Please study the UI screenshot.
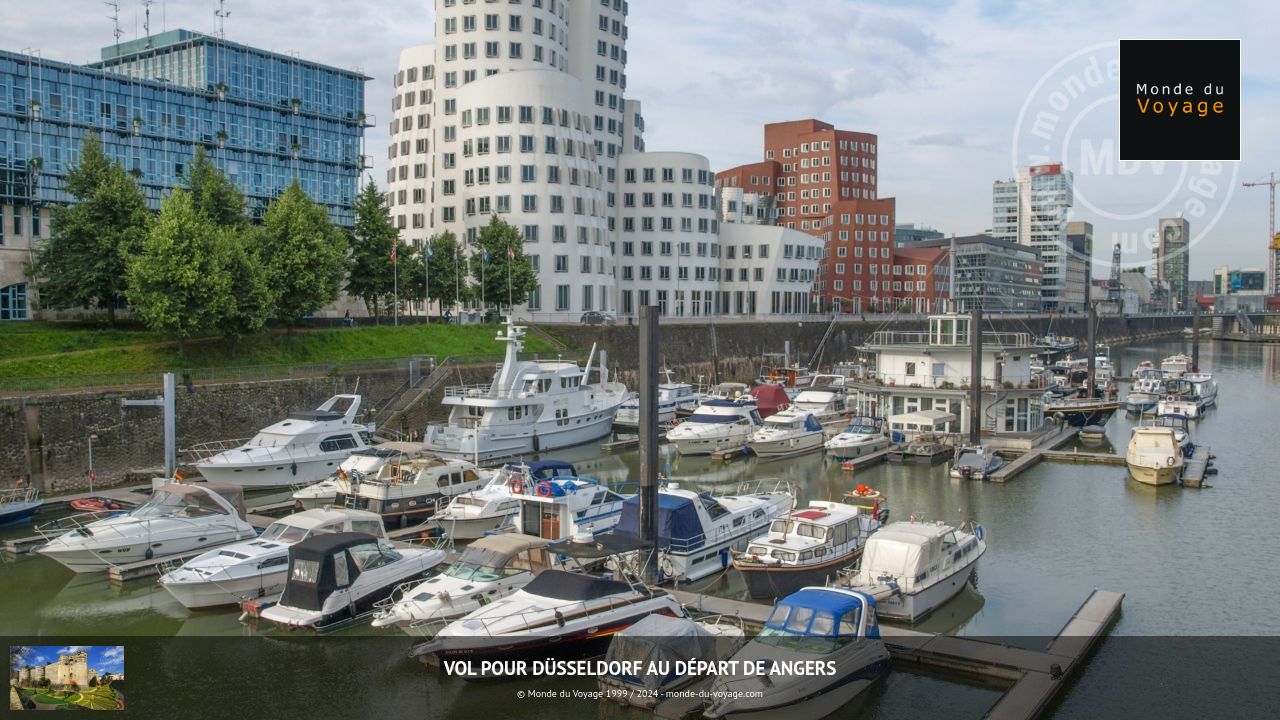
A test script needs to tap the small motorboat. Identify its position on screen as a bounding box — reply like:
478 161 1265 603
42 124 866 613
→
257 531 447 631
68 497 123 514
599 613 746 710
1126 427 1184 486
842 485 891 523
748 410 825 459
703 587 890 719
668 399 764 456
1079 425 1107 443
887 433 955 464
949 445 1004 480
0 487 43 527
825 416 890 459
428 461 571 539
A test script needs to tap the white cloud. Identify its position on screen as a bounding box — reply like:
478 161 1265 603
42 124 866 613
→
55 646 87 656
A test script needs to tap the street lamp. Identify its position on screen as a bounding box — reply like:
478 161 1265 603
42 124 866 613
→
87 434 99 493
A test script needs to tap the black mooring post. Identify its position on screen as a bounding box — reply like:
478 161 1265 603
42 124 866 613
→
1087 303 1097 398
969 308 982 446
638 306 660 584
1191 304 1201 372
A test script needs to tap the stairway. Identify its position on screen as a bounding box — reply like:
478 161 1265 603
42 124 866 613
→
807 314 840 369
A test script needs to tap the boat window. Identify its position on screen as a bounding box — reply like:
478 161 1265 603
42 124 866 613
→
351 520 383 537
348 542 388 571
291 558 321 583
732 516 745 527
333 553 350 587
686 413 737 424
769 519 789 534
259 556 288 569
463 469 479 482
699 496 730 520
785 606 814 632
261 522 309 543
800 551 814 560
133 489 228 518
320 435 359 452
217 550 250 560
832 523 848 545
810 611 835 636
772 550 797 562
838 608 862 636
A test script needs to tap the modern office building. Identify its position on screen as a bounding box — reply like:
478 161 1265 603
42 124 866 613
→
717 119 897 314
992 163 1082 311
1212 265 1268 312
909 235 1043 313
1066 220 1094 305
717 223 823 316
894 223 944 247
0 31 370 320
1155 217 1190 310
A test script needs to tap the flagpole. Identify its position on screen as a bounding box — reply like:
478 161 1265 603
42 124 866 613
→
424 242 430 320
507 242 513 309
454 243 460 319
393 244 399 327
481 251 486 313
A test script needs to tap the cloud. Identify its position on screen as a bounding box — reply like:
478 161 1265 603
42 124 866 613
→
909 132 969 148
56 646 87 656
99 647 123 662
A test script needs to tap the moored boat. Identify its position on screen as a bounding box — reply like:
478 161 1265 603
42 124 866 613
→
0 487 42 527
667 399 764 456
748 411 825 458
825 416 891 459
1126 426 1184 486
949 445 1004 480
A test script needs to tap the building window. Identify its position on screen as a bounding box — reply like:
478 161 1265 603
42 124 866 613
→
556 285 570 311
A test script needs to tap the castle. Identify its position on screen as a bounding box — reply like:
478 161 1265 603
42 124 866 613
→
14 651 95 690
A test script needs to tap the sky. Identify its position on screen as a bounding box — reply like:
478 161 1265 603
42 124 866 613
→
10 645 124 677
3 0 1277 280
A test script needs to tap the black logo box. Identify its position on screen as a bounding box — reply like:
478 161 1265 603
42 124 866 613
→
1119 39 1240 161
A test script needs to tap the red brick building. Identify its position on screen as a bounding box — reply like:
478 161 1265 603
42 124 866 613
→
716 119 897 313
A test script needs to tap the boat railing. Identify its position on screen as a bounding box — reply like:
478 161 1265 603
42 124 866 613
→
0 487 39 505
443 383 506 399
34 510 241 543
182 438 251 462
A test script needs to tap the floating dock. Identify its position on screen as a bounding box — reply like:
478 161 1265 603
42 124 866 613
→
1180 445 1214 488
989 428 1080 482
668 587 1123 720
601 432 667 454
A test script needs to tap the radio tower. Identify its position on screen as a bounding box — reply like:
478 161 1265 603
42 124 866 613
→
1242 172 1278 295
215 0 231 39
105 1 123 46
142 0 154 47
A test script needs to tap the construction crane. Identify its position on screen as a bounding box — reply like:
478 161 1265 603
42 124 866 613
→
1242 172 1278 294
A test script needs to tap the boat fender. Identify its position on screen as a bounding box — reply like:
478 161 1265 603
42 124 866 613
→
1166 395 1175 401
1167 456 1176 466
975 525 984 541
535 481 554 497
554 609 565 628
144 548 154 560
532 434 540 454
509 476 524 494
291 461 298 476
719 547 730 569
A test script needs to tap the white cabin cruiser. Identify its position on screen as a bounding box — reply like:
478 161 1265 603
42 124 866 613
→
839 519 986 623
426 463 532 539
825 416 890 459
1124 372 1166 413
1183 372 1218 408
337 454 487 528
614 377 700 429
422 318 628 463
703 587 890 720
37 483 256 573
193 395 372 488
1126 426 1184 486
291 443 435 510
257 531 447 631
158 508 388 609
611 482 793 583
370 534 553 630
786 385 853 431
1161 354 1192 378
734 500 884 599
667 400 764 456
749 411 825 458
409 568 685 666
510 460 633 541
949 445 1005 480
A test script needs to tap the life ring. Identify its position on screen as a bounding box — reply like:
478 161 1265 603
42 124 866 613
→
508 475 524 494
854 484 873 496
1166 395 1176 401
1166 456 1175 467
535 481 554 497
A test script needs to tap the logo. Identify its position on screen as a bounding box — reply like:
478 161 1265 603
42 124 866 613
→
1120 39 1240 161
1012 41 1238 273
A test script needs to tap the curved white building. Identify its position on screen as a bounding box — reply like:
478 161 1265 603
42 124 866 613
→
387 44 437 316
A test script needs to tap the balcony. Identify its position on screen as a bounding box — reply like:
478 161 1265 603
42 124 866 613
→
864 329 1037 349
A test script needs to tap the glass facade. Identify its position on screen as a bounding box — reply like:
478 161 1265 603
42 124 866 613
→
0 30 368 225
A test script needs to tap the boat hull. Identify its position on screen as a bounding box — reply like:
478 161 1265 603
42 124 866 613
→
427 512 514 539
422 608 671 668
0 502 42 527
161 568 287 609
873 555 980 623
669 427 754 456
737 549 861 600
425 413 620 464
824 438 890 459
38 526 252 573
196 456 346 488
749 432 824 458
1127 463 1182 486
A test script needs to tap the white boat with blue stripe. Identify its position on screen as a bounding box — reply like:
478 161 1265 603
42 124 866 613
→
509 460 633 541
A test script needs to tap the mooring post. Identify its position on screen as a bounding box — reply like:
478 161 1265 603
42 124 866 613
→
969 308 982 446
638 306 660 584
1087 303 1097 398
1191 304 1201 372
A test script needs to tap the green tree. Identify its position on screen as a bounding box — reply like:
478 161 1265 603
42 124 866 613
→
260 181 347 329
214 227 274 343
467 215 539 311
344 181 400 321
424 231 471 317
35 135 149 324
125 190 234 349
184 147 247 227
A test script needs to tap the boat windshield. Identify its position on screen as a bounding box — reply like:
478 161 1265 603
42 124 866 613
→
246 432 296 448
260 522 310 543
769 519 825 538
686 413 739 424
132 489 226 519
442 546 521 582
757 604 862 652
843 422 878 435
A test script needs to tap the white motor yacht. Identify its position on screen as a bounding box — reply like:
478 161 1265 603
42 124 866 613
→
422 318 628 463
667 400 764 456
370 534 553 630
158 508 388 609
733 499 884 599
748 411 825 458
839 519 986 623
409 568 685 666
825 416 890 459
785 385 854 431
257 531 447 631
337 454 488 528
611 482 792 583
426 462 529 539
1161 353 1192 378
1126 426 1184 485
37 483 256 573
1124 372 1166 413
510 461 633 541
949 445 1005 480
614 374 700 429
192 395 373 488
703 587 890 719
1183 372 1218 408
291 443 435 510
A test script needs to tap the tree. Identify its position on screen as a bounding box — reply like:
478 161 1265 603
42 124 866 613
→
344 181 400 321
467 215 539 310
184 147 247 227
423 231 471 317
213 227 274 343
259 181 347 329
35 135 149 324
89 677 97 687
125 190 235 349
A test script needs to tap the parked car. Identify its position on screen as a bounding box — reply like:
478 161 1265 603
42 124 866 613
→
580 311 617 326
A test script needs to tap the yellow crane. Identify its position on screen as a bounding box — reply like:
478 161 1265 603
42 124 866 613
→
1242 172 1278 294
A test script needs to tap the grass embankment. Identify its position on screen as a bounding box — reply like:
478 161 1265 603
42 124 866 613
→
18 685 120 710
0 322 560 380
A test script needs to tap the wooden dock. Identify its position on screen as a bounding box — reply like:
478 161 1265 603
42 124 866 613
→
710 445 752 462
1181 445 1214 488
989 428 1080 482
668 587 1123 720
601 432 667 454
1039 449 1126 465
835 447 893 471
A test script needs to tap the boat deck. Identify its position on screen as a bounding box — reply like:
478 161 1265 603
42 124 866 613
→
666 588 1123 720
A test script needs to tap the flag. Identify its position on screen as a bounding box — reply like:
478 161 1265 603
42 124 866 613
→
390 246 397 261
507 245 514 260
483 250 491 264
425 244 433 258
174 469 185 481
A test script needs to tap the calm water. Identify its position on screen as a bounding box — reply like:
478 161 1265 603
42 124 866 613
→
4 337 1279 718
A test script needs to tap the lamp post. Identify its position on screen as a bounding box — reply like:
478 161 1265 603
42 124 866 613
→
87 434 99 493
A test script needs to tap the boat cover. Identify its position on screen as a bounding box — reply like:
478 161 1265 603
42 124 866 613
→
521 569 633 601
605 614 744 692
765 587 875 638
526 460 577 479
614 493 704 551
750 384 790 417
279 531 373 611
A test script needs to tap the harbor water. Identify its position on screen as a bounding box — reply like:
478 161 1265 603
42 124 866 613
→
4 337 1280 718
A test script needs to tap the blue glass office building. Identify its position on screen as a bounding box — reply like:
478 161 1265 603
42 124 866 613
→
0 31 370 319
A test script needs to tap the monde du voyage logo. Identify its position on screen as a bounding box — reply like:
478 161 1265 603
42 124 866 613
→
1120 39 1240 161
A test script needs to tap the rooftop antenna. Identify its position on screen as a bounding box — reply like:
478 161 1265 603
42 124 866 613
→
105 1 123 47
215 0 230 39
142 0 154 46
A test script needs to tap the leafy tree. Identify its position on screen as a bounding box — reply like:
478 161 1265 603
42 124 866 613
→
467 215 539 310
214 227 274 343
125 190 234 349
184 147 247 227
423 231 472 317
260 181 347 329
89 677 97 687
345 181 400 321
35 135 149 324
